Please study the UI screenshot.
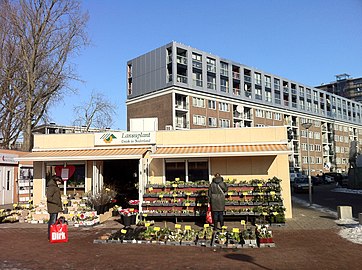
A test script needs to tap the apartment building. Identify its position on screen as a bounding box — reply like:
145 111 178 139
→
126 41 362 175
316 74 362 103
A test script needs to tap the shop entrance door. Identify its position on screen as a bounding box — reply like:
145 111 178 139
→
0 167 14 205
103 159 139 207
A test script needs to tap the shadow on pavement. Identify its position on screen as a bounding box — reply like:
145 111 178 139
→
224 254 272 270
319 215 336 220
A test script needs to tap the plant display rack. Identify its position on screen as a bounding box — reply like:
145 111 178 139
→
142 177 285 224
94 224 275 249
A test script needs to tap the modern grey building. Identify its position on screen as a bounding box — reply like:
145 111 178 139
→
316 74 362 103
126 41 362 175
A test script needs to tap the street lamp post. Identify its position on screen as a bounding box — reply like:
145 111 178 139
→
302 122 313 206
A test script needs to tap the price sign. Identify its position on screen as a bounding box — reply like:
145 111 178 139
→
262 212 268 216
270 191 275 195
222 226 228 230
240 220 246 225
148 187 153 191
143 214 148 217
204 224 209 228
172 184 178 188
257 183 262 187
232 228 240 233
185 203 190 207
154 227 160 232
175 178 180 182
145 222 151 227
121 229 127 234
228 191 233 196
185 225 191 231
242 192 248 196
175 224 181 229
273 212 279 216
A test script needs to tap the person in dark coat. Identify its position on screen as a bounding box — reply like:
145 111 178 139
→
208 173 228 230
46 175 63 240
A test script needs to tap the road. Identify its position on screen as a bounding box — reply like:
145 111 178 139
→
292 183 362 218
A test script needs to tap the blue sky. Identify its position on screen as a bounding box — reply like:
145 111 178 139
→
49 0 362 130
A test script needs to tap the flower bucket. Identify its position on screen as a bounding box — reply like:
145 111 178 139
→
121 215 132 227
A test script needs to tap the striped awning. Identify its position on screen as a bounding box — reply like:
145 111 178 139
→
16 147 150 161
150 144 291 158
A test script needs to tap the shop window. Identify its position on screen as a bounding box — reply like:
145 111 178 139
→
46 164 85 193
165 161 185 182
188 161 208 181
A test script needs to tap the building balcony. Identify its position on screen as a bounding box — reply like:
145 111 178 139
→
193 79 203 87
233 88 241 95
207 82 216 90
244 75 251 83
192 60 202 69
175 120 189 129
291 89 297 95
175 101 188 110
283 87 289 93
177 75 187 84
207 64 216 73
220 69 228 76
233 72 240 80
233 111 243 119
176 55 187 65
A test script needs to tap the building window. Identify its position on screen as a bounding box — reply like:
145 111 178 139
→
274 113 281 121
315 145 321 152
207 75 216 90
255 87 262 100
219 119 230 128
192 53 202 69
301 143 307 151
316 157 322 164
265 90 272 103
220 78 229 92
265 76 271 88
192 72 203 87
193 115 206 126
302 156 308 164
208 100 216 110
266 111 272 119
254 72 261 86
255 109 264 118
274 78 280 90
192 97 205 108
207 57 216 73
220 62 228 76
314 132 320 140
165 161 186 182
208 117 217 127
188 161 208 181
219 102 230 112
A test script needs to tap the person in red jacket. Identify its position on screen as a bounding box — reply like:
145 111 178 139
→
46 175 63 240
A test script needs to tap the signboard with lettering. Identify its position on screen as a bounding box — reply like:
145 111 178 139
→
94 131 156 146
0 153 18 165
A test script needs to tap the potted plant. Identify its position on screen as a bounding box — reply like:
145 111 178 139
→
87 186 116 214
119 208 139 227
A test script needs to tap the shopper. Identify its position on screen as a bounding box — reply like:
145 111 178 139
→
208 173 228 230
46 175 63 240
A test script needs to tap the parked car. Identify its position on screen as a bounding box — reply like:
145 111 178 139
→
292 177 313 193
311 176 323 186
290 172 302 183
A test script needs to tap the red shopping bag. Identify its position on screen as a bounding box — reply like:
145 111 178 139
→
206 204 213 224
50 220 68 243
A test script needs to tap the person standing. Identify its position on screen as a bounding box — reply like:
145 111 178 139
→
208 173 228 230
46 175 63 240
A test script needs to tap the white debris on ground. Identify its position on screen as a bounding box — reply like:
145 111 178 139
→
292 189 362 245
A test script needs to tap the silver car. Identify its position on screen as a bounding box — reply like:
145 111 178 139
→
292 177 313 193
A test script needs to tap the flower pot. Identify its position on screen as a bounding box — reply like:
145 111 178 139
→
95 205 106 215
130 214 136 225
121 215 132 227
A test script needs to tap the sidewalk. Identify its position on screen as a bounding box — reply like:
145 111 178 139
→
1 198 361 270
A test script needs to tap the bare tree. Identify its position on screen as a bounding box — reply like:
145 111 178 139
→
0 0 89 150
73 91 117 132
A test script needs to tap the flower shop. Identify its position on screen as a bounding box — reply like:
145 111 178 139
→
12 126 292 230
